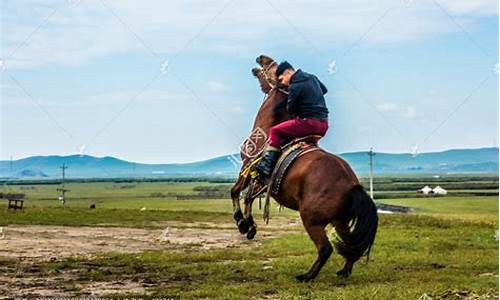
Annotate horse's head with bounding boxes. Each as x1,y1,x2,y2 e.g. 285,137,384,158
252,67,272,94
249,58,289,134
256,54,278,87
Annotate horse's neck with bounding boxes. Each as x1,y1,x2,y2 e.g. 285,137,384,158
249,91,289,151
240,91,289,165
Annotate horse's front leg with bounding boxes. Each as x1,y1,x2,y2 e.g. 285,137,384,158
243,195,257,239
231,175,249,228
237,180,260,239
232,175,259,239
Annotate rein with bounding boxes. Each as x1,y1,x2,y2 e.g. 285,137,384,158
240,84,289,178
240,61,290,178
277,87,289,95
262,61,277,89
260,61,289,96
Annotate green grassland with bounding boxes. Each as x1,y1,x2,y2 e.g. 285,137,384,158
0,177,498,299
377,197,498,223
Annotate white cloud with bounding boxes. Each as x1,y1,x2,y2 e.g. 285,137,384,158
1,88,192,109
377,103,417,119
404,106,416,119
206,81,226,92
438,0,498,15
228,106,243,114
377,102,397,112
1,0,497,70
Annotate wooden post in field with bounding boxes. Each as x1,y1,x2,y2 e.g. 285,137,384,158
368,148,376,200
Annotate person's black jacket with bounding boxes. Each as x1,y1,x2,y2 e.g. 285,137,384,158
286,69,329,119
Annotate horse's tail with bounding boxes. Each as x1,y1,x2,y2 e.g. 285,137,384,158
334,185,378,263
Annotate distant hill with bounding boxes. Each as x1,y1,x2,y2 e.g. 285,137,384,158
16,169,48,178
0,147,497,179
340,148,498,174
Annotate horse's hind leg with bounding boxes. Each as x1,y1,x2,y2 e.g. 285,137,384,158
296,221,333,282
334,222,354,278
337,260,354,278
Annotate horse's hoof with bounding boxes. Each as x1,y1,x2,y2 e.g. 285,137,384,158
237,219,250,234
246,226,257,240
295,273,312,282
233,210,243,222
336,269,350,278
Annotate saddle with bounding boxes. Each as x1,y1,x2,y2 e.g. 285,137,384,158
239,134,323,223
269,134,323,196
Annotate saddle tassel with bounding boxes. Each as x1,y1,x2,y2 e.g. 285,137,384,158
263,182,273,224
263,193,270,224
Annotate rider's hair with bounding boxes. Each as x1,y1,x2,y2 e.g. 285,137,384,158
276,61,294,77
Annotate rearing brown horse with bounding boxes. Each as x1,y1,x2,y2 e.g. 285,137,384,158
231,55,378,282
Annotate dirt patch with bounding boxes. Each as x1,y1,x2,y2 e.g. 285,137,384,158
81,280,150,297
0,274,77,298
432,289,499,299
0,219,302,299
0,272,151,299
0,219,301,262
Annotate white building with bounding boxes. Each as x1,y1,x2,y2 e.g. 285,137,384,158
433,186,448,195
418,185,433,195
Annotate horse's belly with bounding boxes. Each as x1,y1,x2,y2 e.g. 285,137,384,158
274,194,300,211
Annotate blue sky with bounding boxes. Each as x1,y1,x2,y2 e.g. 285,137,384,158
1,0,498,163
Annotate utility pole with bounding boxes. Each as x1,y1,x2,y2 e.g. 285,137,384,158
9,156,13,174
61,163,67,181
57,163,69,205
368,148,376,199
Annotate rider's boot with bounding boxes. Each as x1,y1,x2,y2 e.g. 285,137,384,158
255,146,281,180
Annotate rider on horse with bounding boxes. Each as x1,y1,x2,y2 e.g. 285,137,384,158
255,61,330,178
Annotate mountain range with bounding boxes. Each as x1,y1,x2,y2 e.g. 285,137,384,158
0,147,497,179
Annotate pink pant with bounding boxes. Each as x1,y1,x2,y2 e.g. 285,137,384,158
268,117,329,148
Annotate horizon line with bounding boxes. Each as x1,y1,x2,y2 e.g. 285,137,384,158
2,146,498,165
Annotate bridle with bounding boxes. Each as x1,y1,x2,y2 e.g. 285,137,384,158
261,61,277,89
260,61,289,97
244,61,291,162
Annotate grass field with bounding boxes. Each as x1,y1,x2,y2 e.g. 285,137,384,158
0,179,498,299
